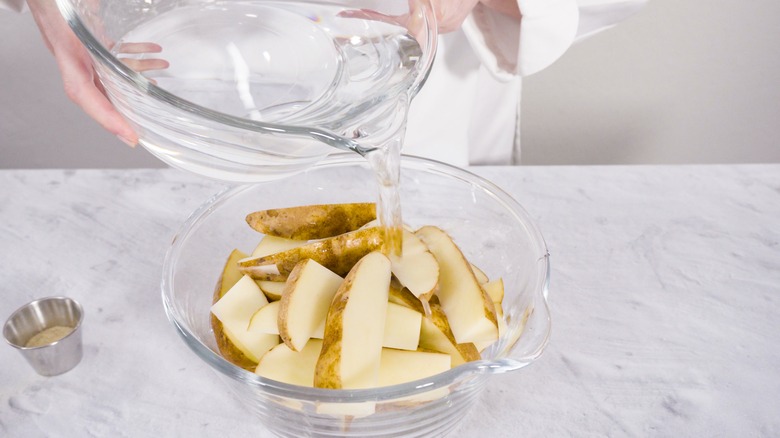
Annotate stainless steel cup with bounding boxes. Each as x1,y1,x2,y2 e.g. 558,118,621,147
3,296,84,376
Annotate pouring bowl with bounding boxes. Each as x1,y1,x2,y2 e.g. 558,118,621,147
56,0,438,182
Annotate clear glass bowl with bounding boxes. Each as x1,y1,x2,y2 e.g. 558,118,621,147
56,0,437,182
161,154,551,437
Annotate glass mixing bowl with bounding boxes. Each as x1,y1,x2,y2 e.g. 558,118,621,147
56,0,437,182
161,154,551,437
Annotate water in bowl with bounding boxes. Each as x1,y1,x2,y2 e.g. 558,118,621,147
113,1,423,139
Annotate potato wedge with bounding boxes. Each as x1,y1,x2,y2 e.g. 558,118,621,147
246,203,376,240
418,296,481,367
314,252,391,389
278,259,344,351
389,229,439,299
211,249,256,371
416,226,498,345
252,235,307,258
239,227,384,280
211,275,279,364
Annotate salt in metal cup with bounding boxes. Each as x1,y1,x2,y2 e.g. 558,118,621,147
3,296,84,376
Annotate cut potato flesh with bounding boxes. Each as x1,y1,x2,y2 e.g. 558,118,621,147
389,229,439,298
418,299,481,367
314,252,391,389
278,259,344,352
218,249,249,297
251,235,307,258
377,349,451,387
471,263,490,284
248,300,281,335
483,278,505,304
416,226,498,345
387,279,425,314
255,339,323,386
211,275,279,362
211,249,256,370
381,302,422,351
256,280,285,301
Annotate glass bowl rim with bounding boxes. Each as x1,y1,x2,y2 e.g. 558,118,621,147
160,153,551,403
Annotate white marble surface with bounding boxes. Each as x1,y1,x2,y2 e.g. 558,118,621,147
1,165,778,437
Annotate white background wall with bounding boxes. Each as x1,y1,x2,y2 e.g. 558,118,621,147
520,0,780,165
1,0,778,168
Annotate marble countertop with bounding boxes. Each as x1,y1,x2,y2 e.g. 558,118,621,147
1,165,778,437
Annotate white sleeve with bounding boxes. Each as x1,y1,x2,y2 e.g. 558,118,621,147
0,0,27,12
461,0,647,79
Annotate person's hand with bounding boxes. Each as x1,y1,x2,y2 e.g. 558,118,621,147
428,0,481,33
426,0,523,33
340,0,520,35
26,0,167,147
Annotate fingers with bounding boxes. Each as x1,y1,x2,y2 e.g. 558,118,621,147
116,42,163,54
430,0,481,33
57,51,138,145
338,9,406,27
117,41,169,78
119,57,170,73
480,0,522,19
27,0,139,146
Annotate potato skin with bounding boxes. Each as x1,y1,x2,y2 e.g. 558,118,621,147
239,227,384,280
313,265,355,389
246,203,376,240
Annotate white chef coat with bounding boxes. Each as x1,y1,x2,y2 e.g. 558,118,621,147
2,0,646,166
406,0,647,166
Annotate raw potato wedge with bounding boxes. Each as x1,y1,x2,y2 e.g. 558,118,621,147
382,303,423,351
278,259,344,351
389,229,439,299
471,263,490,284
482,278,504,305
217,249,249,297
256,280,285,301
248,300,281,334
387,279,426,314
252,235,307,258
211,275,280,363
255,339,324,387
314,252,391,389
211,249,256,371
246,203,377,240
377,348,452,387
239,227,384,280
418,297,481,367
416,226,499,345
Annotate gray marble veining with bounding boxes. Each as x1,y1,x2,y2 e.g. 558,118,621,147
1,165,778,437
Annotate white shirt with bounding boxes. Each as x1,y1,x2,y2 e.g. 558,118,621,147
2,0,647,166
406,0,647,166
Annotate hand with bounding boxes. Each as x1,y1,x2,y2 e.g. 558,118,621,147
340,0,520,35
26,0,167,147
435,0,522,32
429,0,482,33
